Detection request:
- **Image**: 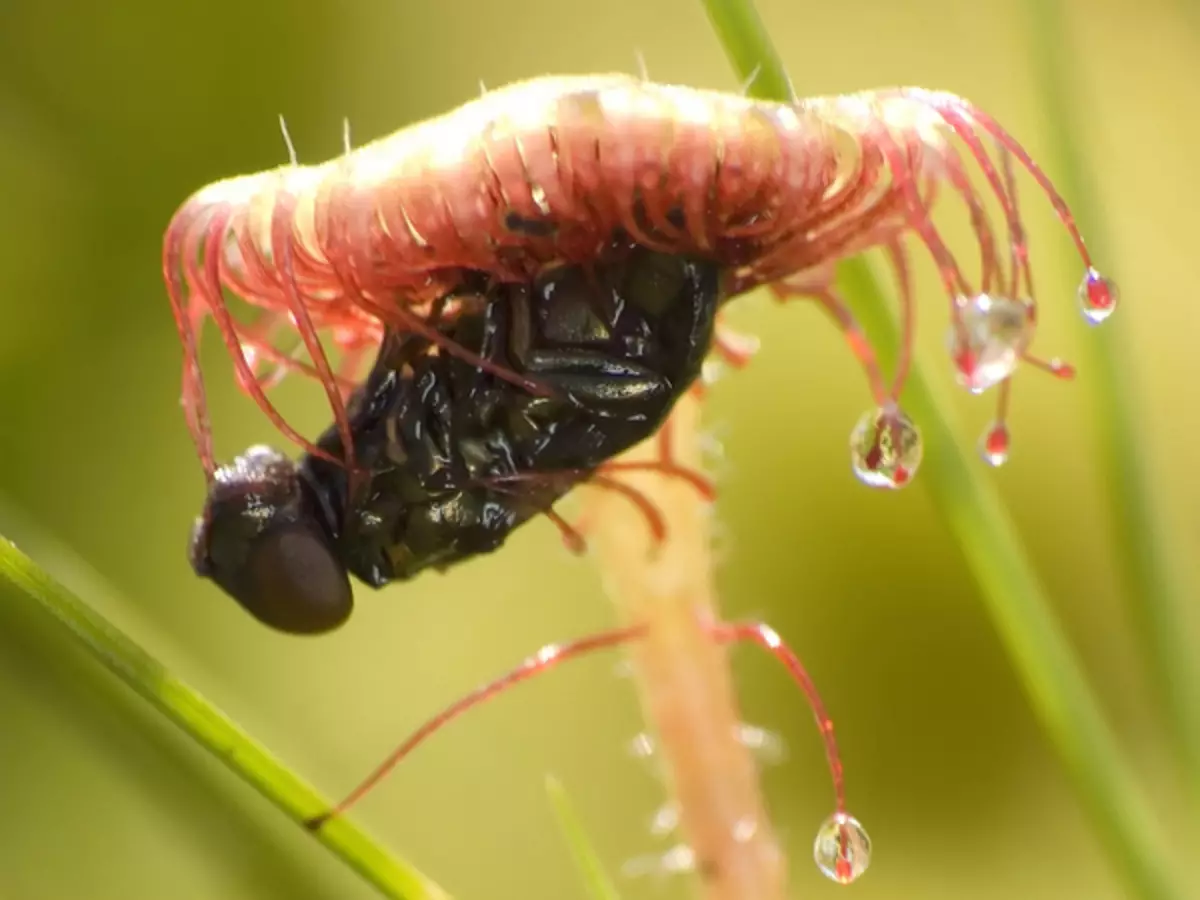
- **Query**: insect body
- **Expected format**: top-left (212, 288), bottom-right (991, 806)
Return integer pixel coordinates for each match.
top-left (191, 241), bottom-right (721, 633)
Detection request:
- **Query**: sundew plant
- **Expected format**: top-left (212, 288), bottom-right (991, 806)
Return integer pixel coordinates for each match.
top-left (0, 1), bottom-right (1196, 899)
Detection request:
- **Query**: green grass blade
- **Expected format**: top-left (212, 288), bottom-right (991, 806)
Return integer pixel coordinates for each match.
top-left (1021, 0), bottom-right (1200, 805)
top-left (0, 534), bottom-right (450, 900)
top-left (839, 259), bottom-right (1185, 900)
top-left (696, 0), bottom-right (791, 100)
top-left (698, 1), bottom-right (1187, 897)
top-left (545, 775), bottom-right (622, 900)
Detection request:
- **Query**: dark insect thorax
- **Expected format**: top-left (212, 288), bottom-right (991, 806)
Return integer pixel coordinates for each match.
top-left (304, 242), bottom-right (723, 588)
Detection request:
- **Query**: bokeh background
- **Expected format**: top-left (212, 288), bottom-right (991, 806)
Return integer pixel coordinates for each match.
top-left (1, 0), bottom-right (1197, 897)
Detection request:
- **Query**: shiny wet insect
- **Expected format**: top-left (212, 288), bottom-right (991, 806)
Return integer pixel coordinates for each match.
top-left (190, 240), bottom-right (722, 633)
top-left (168, 73), bottom-right (1121, 626)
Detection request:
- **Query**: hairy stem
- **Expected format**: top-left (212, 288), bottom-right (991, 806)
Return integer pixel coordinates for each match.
top-left (584, 395), bottom-right (786, 900)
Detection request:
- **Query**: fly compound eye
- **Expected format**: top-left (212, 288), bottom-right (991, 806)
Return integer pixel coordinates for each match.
top-left (190, 446), bottom-right (353, 635)
top-left (226, 521), bottom-right (352, 635)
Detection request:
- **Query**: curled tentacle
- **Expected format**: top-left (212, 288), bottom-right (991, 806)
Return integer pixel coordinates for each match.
top-left (163, 75), bottom-right (1115, 482)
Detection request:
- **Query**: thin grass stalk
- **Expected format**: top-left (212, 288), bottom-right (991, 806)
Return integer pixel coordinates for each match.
top-left (545, 775), bottom-right (623, 900)
top-left (841, 259), bottom-right (1186, 900)
top-left (1021, 0), bottom-right (1200, 806)
top-left (699, 0), bottom-right (1188, 897)
top-left (0, 535), bottom-right (449, 900)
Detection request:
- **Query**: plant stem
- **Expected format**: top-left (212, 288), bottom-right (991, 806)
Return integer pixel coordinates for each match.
top-left (545, 775), bottom-right (623, 900)
top-left (584, 395), bottom-right (787, 900)
top-left (695, 0), bottom-right (792, 101)
top-left (0, 535), bottom-right (449, 900)
top-left (840, 259), bottom-right (1186, 900)
top-left (699, 0), bottom-right (1188, 897)
top-left (1022, 0), bottom-right (1200, 806)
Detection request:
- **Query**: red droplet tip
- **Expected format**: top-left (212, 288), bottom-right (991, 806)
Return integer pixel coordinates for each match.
top-left (1079, 268), bottom-right (1119, 324)
top-left (1086, 271), bottom-right (1115, 310)
top-left (1049, 359), bottom-right (1076, 380)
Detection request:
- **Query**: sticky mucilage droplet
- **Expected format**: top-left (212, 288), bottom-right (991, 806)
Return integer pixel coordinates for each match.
top-left (1078, 267), bottom-right (1118, 324)
top-left (979, 422), bottom-right (1010, 467)
top-left (850, 406), bottom-right (923, 489)
top-left (947, 293), bottom-right (1033, 394)
top-left (813, 811), bottom-right (871, 884)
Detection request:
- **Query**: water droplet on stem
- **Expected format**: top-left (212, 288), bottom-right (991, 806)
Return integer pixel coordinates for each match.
top-left (979, 422), bottom-right (1010, 467)
top-left (814, 811), bottom-right (871, 884)
top-left (1078, 268), bottom-right (1118, 324)
top-left (850, 406), bottom-right (923, 489)
top-left (947, 293), bottom-right (1033, 393)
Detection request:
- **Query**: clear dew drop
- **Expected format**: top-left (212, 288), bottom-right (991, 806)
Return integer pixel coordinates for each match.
top-left (850, 406), bottom-right (923, 489)
top-left (659, 844), bottom-right (696, 874)
top-left (622, 844), bottom-right (695, 879)
top-left (628, 733), bottom-right (656, 759)
top-left (736, 723), bottom-right (788, 765)
top-left (700, 358), bottom-right (728, 391)
top-left (698, 430), bottom-right (727, 469)
top-left (813, 812), bottom-right (871, 884)
top-left (979, 422), bottom-right (1010, 467)
top-left (1078, 268), bottom-right (1118, 324)
top-left (649, 804), bottom-right (680, 837)
top-left (947, 293), bottom-right (1033, 393)
top-left (732, 816), bottom-right (759, 843)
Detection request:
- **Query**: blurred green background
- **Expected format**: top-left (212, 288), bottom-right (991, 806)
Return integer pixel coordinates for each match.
top-left (1, 0), bottom-right (1197, 897)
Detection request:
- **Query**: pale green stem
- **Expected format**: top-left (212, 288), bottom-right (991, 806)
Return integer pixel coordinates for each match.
top-left (545, 776), bottom-right (622, 900)
top-left (1021, 0), bottom-right (1200, 807)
